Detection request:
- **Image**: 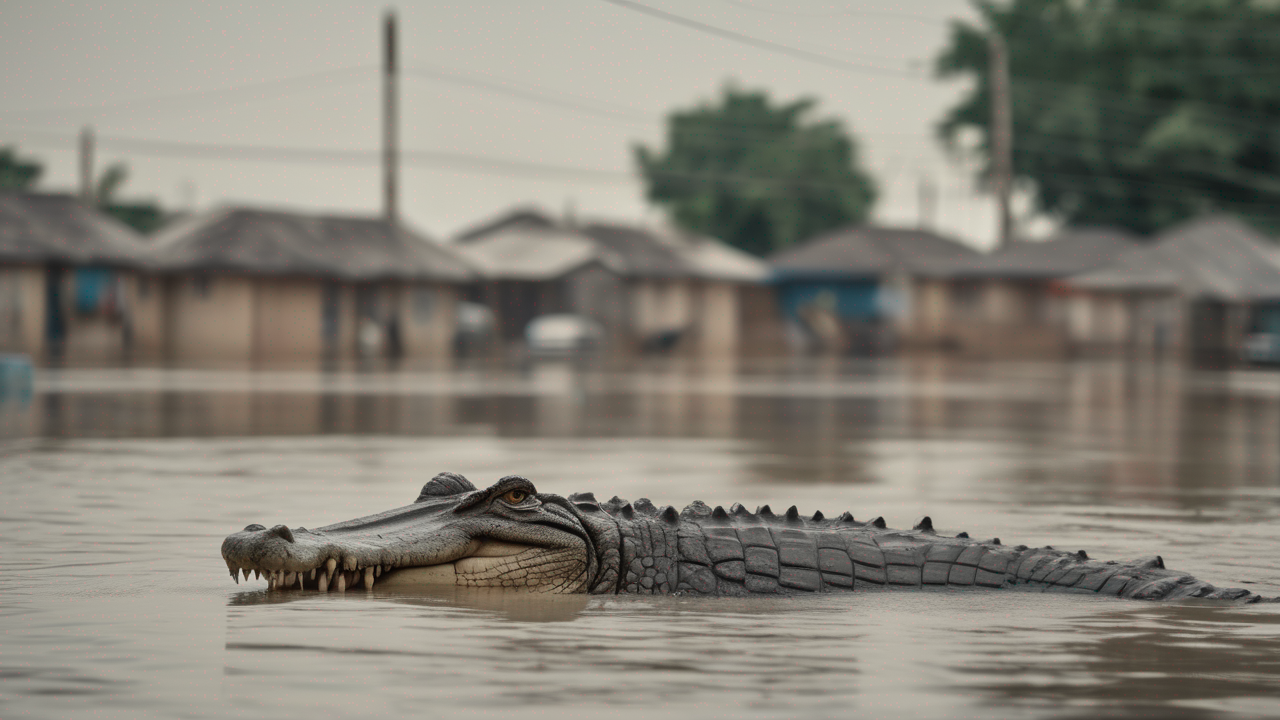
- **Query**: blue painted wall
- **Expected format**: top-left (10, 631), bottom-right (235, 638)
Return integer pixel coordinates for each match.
top-left (776, 279), bottom-right (883, 321)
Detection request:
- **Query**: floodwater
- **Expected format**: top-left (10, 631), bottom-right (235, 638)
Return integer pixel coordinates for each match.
top-left (3, 357), bottom-right (1280, 719)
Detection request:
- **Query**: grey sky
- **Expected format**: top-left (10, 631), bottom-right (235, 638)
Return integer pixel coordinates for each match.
top-left (0, 0), bottom-right (1006, 247)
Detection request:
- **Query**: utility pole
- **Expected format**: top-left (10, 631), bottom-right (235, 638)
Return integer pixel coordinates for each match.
top-left (382, 10), bottom-right (399, 227)
top-left (988, 29), bottom-right (1013, 248)
top-left (79, 126), bottom-right (95, 205)
top-left (917, 173), bottom-right (937, 231)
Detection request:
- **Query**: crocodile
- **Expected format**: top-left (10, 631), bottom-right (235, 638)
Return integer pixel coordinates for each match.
top-left (221, 472), bottom-right (1274, 602)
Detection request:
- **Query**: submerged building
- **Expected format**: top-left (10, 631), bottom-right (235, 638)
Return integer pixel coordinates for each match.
top-left (454, 208), bottom-right (773, 356)
top-left (149, 206), bottom-right (474, 362)
top-left (943, 228), bottom-right (1138, 357)
top-left (1068, 215), bottom-right (1280, 362)
top-left (0, 192), bottom-right (157, 361)
top-left (767, 225), bottom-right (977, 354)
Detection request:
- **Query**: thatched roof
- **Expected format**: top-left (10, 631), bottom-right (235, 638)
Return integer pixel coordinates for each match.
top-left (149, 207), bottom-right (474, 282)
top-left (1069, 216), bottom-right (1280, 301)
top-left (768, 225), bottom-right (976, 279)
top-left (950, 227), bottom-right (1137, 279)
top-left (0, 192), bottom-right (149, 267)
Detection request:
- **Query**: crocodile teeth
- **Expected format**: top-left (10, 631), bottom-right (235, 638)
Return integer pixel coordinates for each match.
top-left (254, 569), bottom-right (261, 581)
top-left (336, 573), bottom-right (347, 592)
top-left (326, 558), bottom-right (337, 575)
top-left (364, 567), bottom-right (375, 590)
top-left (310, 568), bottom-right (316, 580)
top-left (318, 571), bottom-right (329, 592)
top-left (242, 568), bottom-right (251, 581)
top-left (284, 572), bottom-right (296, 588)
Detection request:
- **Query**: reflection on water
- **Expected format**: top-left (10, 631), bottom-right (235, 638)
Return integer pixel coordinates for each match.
top-left (1, 358), bottom-right (1279, 719)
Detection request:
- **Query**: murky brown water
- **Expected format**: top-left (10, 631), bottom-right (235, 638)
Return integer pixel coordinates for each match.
top-left (3, 358), bottom-right (1280, 719)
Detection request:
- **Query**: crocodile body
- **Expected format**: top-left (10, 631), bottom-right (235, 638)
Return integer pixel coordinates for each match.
top-left (220, 473), bottom-right (1273, 603)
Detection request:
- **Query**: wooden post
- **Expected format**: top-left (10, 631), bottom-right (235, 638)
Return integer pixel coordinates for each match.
top-left (383, 11), bottom-right (399, 226)
top-left (79, 126), bottom-right (95, 205)
top-left (988, 30), bottom-right (1013, 248)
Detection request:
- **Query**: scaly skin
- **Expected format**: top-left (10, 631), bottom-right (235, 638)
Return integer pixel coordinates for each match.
top-left (220, 472), bottom-right (1273, 603)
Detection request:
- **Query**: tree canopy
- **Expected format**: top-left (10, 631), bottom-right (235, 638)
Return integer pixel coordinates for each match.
top-left (0, 147), bottom-right (43, 191)
top-left (0, 145), bottom-right (166, 233)
top-left (937, 0), bottom-right (1280, 236)
top-left (636, 87), bottom-right (876, 257)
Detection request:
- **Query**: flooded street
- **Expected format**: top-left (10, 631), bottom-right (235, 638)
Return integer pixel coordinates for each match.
top-left (3, 358), bottom-right (1280, 719)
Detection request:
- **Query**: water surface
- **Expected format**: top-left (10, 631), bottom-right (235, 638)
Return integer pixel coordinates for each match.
top-left (2, 359), bottom-right (1279, 719)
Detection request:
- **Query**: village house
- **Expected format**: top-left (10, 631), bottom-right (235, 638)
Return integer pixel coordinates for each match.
top-left (645, 225), bottom-right (777, 357)
top-left (0, 192), bottom-right (158, 362)
top-left (451, 209), bottom-right (630, 345)
top-left (767, 225), bottom-right (977, 354)
top-left (453, 208), bottom-right (773, 356)
top-left (1067, 215), bottom-right (1280, 363)
top-left (942, 227), bottom-right (1138, 358)
top-left (148, 206), bottom-right (473, 363)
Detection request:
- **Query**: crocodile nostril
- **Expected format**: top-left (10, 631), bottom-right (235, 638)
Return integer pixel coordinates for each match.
top-left (267, 524), bottom-right (295, 543)
top-left (243, 524), bottom-right (266, 532)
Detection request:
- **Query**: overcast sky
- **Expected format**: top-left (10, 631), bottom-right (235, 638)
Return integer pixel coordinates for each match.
top-left (1, 0), bottom-right (1011, 247)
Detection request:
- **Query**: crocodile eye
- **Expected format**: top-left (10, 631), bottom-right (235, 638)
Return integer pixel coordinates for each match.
top-left (502, 490), bottom-right (528, 504)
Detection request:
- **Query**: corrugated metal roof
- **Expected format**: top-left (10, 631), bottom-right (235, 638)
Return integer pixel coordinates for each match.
top-left (454, 208), bottom-right (769, 282)
top-left (768, 225), bottom-right (977, 279)
top-left (0, 192), bottom-right (150, 267)
top-left (647, 227), bottom-right (769, 283)
top-left (578, 222), bottom-right (690, 279)
top-left (451, 224), bottom-right (623, 281)
top-left (1069, 215), bottom-right (1280, 301)
top-left (949, 227), bottom-right (1138, 279)
top-left (149, 207), bottom-right (474, 282)
top-left (453, 207), bottom-right (559, 244)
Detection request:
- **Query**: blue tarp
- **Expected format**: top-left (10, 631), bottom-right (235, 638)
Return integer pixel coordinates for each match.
top-left (74, 267), bottom-right (113, 314)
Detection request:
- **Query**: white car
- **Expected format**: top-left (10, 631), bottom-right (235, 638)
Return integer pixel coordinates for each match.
top-left (525, 314), bottom-right (604, 356)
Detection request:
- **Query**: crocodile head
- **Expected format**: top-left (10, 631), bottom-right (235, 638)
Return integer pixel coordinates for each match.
top-left (220, 473), bottom-right (619, 594)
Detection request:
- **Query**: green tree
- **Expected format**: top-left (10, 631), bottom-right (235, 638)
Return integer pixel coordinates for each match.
top-left (636, 87), bottom-right (876, 257)
top-left (93, 162), bottom-right (167, 233)
top-left (937, 0), bottom-right (1280, 236)
top-left (0, 146), bottom-right (43, 190)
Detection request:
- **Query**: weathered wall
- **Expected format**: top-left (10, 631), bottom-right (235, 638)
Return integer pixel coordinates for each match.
top-left (693, 281), bottom-right (739, 356)
top-left (737, 284), bottom-right (784, 357)
top-left (127, 273), bottom-right (167, 359)
top-left (952, 279), bottom-right (1070, 359)
top-left (0, 264), bottom-right (45, 357)
top-left (168, 275), bottom-right (255, 362)
top-left (632, 279), bottom-right (694, 340)
top-left (252, 278), bottom-right (324, 360)
top-left (397, 282), bottom-right (457, 359)
top-left (565, 263), bottom-right (628, 344)
top-left (901, 278), bottom-right (955, 347)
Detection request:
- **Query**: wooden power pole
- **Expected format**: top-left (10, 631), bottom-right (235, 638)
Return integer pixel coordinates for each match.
top-left (79, 126), bottom-right (95, 205)
top-left (383, 11), bottom-right (399, 226)
top-left (988, 30), bottom-right (1013, 248)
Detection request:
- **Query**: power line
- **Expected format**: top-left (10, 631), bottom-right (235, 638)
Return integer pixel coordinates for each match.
top-left (7, 129), bottom-right (905, 199)
top-left (11, 128), bottom-right (1280, 208)
top-left (0, 66), bottom-right (376, 120)
top-left (597, 0), bottom-right (925, 79)
top-left (721, 0), bottom-right (950, 25)
top-left (401, 66), bottom-right (651, 122)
